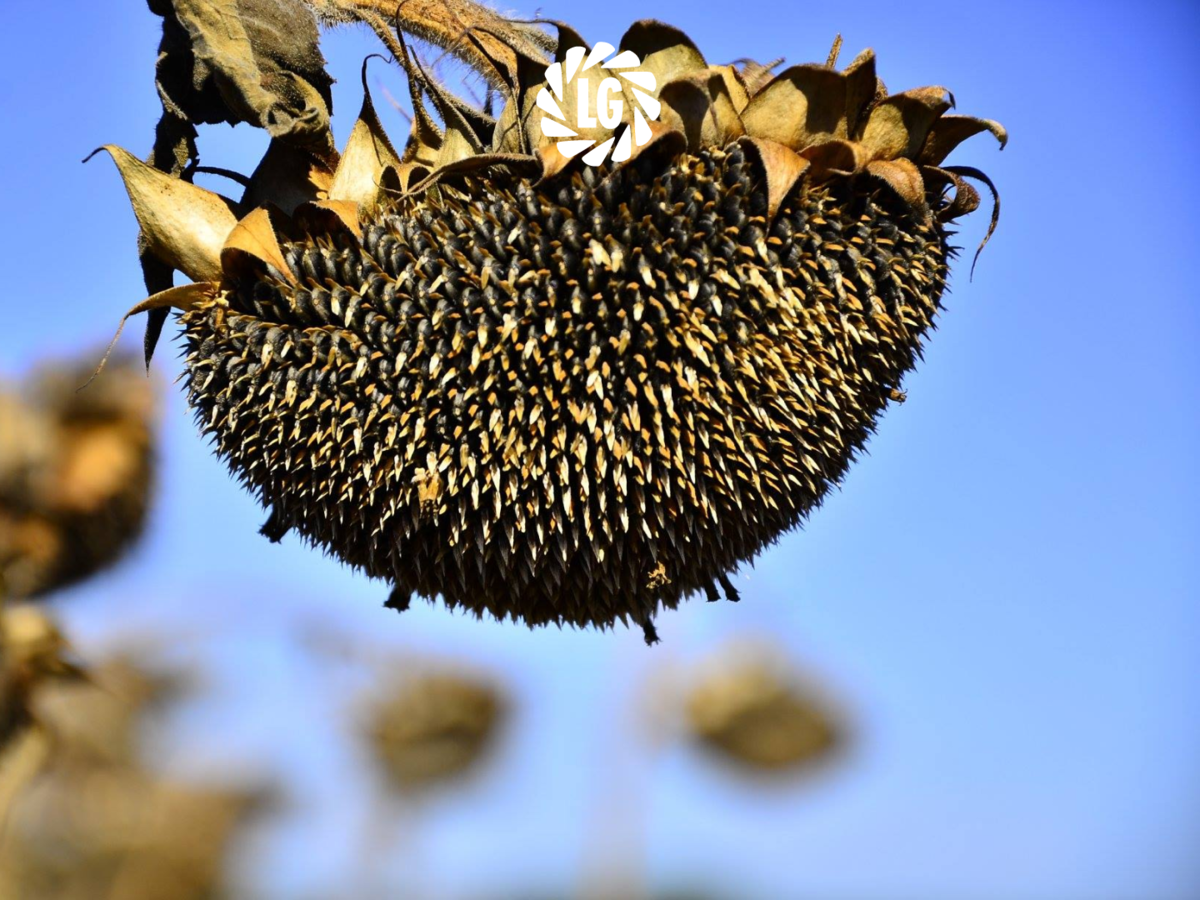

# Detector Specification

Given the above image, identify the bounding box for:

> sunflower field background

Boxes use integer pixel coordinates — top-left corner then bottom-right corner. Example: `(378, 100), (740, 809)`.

(0, 1), (1196, 898)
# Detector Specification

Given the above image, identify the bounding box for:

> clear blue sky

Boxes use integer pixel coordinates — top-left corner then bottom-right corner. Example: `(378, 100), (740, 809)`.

(2, 1), (1198, 898)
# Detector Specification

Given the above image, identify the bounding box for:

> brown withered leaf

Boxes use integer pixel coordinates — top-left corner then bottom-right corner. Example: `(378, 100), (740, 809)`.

(536, 145), (576, 182)
(328, 86), (403, 214)
(659, 72), (746, 151)
(85, 284), (217, 392)
(149, 0), (334, 150)
(734, 57), (785, 96)
(296, 199), (364, 240)
(841, 48), (878, 135)
(310, 0), (552, 91)
(942, 165), (1002, 277)
(139, 0), (334, 365)
(617, 119), (688, 170)
(524, 29), (627, 159)
(742, 64), (849, 150)
(857, 86), (954, 160)
(434, 108), (486, 169)
(923, 165), (982, 221)
(413, 153), (543, 194)
(737, 137), (811, 221)
(711, 64), (751, 114)
(920, 115), (1008, 166)
(866, 158), (928, 211)
(799, 139), (870, 176)
(221, 208), (297, 284)
(93, 146), (238, 283)
(241, 140), (336, 215)
(391, 40), (446, 187)
(619, 20), (708, 96)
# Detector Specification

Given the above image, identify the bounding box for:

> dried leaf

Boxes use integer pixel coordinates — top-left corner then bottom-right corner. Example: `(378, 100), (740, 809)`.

(296, 199), (363, 240)
(525, 32), (627, 157)
(618, 20), (708, 96)
(411, 154), (542, 194)
(841, 48), (877, 135)
(659, 72), (745, 151)
(923, 165), (982, 221)
(537, 144), (577, 182)
(865, 158), (927, 211)
(152, 0), (334, 152)
(241, 140), (336, 215)
(799, 139), (869, 176)
(395, 39), (445, 168)
(920, 115), (1008, 166)
(221, 208), (296, 284)
(742, 64), (848, 150)
(943, 165), (1001, 278)
(619, 119), (688, 168)
(314, 0), (552, 90)
(735, 57), (785, 96)
(857, 86), (953, 160)
(328, 82), (402, 213)
(91, 145), (238, 283)
(737, 137), (811, 220)
(84, 283), (219, 388)
(711, 64), (751, 114)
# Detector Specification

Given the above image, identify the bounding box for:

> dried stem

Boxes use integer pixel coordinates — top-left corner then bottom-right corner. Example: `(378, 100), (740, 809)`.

(308, 0), (552, 87)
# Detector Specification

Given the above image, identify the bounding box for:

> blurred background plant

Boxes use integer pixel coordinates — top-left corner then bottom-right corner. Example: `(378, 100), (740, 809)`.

(0, 354), (155, 600)
(0, 0), (1197, 898)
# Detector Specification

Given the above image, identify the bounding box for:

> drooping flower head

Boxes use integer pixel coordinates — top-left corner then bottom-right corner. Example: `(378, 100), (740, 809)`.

(101, 2), (1004, 638)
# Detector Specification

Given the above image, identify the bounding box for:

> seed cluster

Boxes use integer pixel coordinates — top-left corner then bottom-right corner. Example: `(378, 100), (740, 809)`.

(181, 145), (947, 629)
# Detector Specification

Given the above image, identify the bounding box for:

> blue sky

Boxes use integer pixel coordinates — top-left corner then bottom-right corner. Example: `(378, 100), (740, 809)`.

(2, 1), (1198, 898)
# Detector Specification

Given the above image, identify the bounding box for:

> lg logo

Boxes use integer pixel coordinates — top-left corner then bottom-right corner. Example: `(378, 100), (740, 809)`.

(535, 43), (661, 166)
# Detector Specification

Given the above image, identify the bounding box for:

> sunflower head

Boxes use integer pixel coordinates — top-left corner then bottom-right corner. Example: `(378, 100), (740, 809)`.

(685, 643), (846, 773)
(100, 6), (1004, 634)
(0, 354), (157, 601)
(366, 670), (505, 791)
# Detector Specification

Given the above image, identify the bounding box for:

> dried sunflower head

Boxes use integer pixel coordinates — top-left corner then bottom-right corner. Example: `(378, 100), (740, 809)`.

(101, 7), (1003, 635)
(685, 644), (846, 774)
(366, 669), (504, 792)
(0, 355), (157, 601)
